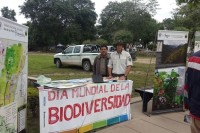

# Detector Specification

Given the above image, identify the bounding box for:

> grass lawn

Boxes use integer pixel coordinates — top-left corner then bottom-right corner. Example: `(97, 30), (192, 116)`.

(28, 52), (155, 88)
(27, 52), (155, 133)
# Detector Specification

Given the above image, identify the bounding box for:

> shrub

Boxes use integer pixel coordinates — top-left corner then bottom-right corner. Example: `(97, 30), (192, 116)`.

(27, 87), (39, 117)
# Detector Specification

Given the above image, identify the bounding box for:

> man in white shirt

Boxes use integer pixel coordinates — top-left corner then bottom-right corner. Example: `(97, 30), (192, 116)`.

(108, 42), (133, 80)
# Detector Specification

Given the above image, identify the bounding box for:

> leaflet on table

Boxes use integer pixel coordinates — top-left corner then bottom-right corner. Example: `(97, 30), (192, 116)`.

(67, 78), (92, 83)
(43, 82), (86, 89)
(38, 78), (91, 89)
(42, 78), (127, 89)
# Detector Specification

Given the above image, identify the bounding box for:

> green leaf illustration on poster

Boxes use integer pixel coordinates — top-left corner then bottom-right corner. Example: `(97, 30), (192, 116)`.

(153, 69), (183, 111)
(0, 116), (16, 133)
(0, 43), (24, 106)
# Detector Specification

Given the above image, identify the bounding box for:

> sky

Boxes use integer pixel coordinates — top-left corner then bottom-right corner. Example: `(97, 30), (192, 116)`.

(0, 0), (178, 24)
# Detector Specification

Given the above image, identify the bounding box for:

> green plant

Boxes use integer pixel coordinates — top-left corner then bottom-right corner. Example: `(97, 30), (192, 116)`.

(153, 69), (181, 110)
(27, 87), (39, 117)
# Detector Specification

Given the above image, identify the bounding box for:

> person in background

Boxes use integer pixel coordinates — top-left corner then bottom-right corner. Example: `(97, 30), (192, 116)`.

(184, 50), (200, 133)
(93, 45), (110, 77)
(107, 42), (133, 80)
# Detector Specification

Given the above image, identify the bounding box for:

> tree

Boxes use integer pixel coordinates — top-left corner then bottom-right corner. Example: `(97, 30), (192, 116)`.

(70, 0), (97, 43)
(113, 30), (133, 43)
(98, 2), (124, 43)
(176, 0), (200, 5)
(1, 7), (17, 21)
(95, 38), (108, 45)
(162, 18), (175, 30)
(147, 42), (156, 51)
(98, 0), (159, 45)
(173, 1), (200, 51)
(20, 0), (97, 50)
(174, 5), (200, 30)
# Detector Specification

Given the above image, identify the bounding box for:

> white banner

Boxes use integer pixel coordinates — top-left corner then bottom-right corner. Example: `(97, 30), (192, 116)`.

(157, 30), (188, 41)
(39, 80), (133, 133)
(0, 17), (28, 42)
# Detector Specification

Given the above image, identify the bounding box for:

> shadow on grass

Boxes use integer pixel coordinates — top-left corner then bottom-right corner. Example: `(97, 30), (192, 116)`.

(61, 65), (85, 70)
(27, 109), (39, 133)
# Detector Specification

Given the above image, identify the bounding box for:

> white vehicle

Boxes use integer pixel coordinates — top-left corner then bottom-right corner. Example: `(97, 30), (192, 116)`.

(54, 45), (100, 71)
(107, 45), (115, 52)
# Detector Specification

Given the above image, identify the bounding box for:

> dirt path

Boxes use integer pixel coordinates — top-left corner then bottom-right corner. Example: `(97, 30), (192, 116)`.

(135, 57), (156, 64)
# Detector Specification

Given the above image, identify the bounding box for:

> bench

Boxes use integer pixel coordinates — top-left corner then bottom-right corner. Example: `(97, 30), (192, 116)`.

(135, 88), (154, 113)
(28, 76), (37, 86)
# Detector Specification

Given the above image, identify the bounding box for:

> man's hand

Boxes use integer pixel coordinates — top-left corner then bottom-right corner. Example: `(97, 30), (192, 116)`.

(119, 75), (126, 80)
(107, 76), (113, 79)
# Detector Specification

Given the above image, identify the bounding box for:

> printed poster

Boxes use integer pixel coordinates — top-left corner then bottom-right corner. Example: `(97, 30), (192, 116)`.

(39, 80), (133, 133)
(152, 30), (188, 113)
(0, 17), (28, 133)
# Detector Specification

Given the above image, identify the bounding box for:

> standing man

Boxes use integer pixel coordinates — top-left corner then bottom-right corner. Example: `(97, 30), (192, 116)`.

(93, 45), (110, 77)
(184, 50), (200, 133)
(108, 42), (133, 80)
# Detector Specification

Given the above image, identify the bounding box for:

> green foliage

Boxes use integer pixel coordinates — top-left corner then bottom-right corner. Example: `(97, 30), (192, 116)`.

(162, 18), (175, 30)
(1, 6), (17, 22)
(147, 43), (157, 51)
(176, 0), (200, 5)
(171, 1), (200, 50)
(83, 40), (93, 44)
(95, 38), (108, 45)
(113, 30), (133, 43)
(27, 87), (39, 117)
(174, 27), (189, 31)
(27, 87), (39, 97)
(20, 0), (97, 48)
(99, 0), (159, 45)
(26, 87), (39, 133)
(175, 4), (200, 30)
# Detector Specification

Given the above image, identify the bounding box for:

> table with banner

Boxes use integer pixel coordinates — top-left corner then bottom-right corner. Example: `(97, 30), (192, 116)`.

(38, 78), (133, 133)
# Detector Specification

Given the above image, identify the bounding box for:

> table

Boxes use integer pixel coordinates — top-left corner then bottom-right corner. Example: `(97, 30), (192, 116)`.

(135, 88), (153, 112)
(38, 79), (133, 133)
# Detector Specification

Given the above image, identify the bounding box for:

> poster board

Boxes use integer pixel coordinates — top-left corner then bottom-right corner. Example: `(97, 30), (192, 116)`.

(152, 30), (188, 114)
(0, 17), (28, 133)
(39, 80), (133, 133)
(194, 31), (200, 53)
